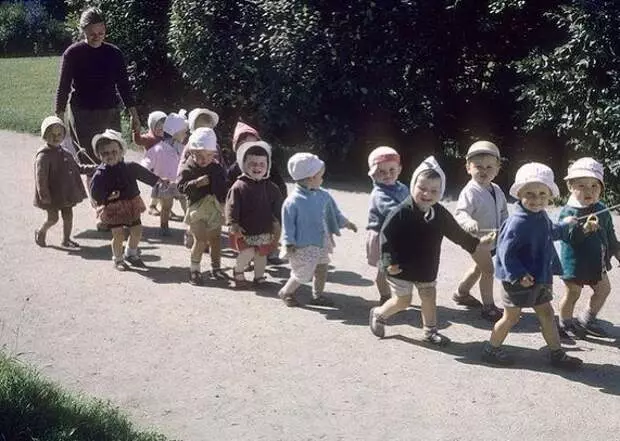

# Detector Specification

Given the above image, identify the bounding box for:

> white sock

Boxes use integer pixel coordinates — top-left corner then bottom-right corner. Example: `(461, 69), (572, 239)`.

(190, 261), (201, 272)
(125, 247), (138, 257)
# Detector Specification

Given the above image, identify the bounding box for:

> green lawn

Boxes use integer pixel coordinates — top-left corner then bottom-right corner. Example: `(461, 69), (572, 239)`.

(0, 352), (174, 441)
(0, 56), (60, 134)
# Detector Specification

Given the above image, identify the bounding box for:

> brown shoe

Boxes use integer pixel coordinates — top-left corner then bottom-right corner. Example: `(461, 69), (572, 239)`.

(453, 291), (483, 308)
(34, 229), (46, 247)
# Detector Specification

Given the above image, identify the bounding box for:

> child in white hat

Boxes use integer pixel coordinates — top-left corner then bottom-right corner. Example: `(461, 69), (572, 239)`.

(132, 110), (166, 216)
(225, 141), (284, 287)
(177, 128), (228, 285)
(141, 112), (188, 236)
(453, 141), (508, 321)
(483, 162), (582, 369)
(369, 156), (494, 345)
(557, 157), (619, 339)
(178, 107), (221, 249)
(34, 116), (92, 248)
(89, 129), (163, 270)
(365, 146), (409, 305)
(278, 152), (357, 307)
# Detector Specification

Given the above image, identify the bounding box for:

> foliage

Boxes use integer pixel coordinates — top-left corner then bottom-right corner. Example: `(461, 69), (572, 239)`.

(0, 0), (71, 56)
(0, 352), (174, 441)
(516, 0), (620, 200)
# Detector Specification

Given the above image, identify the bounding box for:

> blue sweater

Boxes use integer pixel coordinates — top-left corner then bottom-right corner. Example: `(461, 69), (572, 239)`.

(366, 181), (410, 232)
(494, 202), (567, 284)
(281, 184), (348, 248)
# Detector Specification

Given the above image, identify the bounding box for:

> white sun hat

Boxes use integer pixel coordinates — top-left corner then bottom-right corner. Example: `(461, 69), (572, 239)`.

(509, 162), (559, 199)
(288, 152), (325, 181)
(466, 140), (500, 160)
(40, 116), (66, 140)
(367, 146), (401, 177)
(91, 129), (127, 159)
(163, 113), (188, 136)
(147, 111), (167, 133)
(564, 157), (604, 187)
(188, 108), (220, 132)
(187, 127), (217, 152)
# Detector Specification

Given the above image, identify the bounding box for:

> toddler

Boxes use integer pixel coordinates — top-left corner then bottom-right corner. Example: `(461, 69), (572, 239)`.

(365, 146), (409, 305)
(89, 129), (162, 270)
(558, 157), (619, 339)
(142, 112), (188, 236)
(454, 141), (507, 321)
(34, 116), (91, 248)
(369, 156), (494, 345)
(178, 128), (228, 285)
(279, 153), (357, 307)
(225, 141), (283, 287)
(482, 162), (582, 369)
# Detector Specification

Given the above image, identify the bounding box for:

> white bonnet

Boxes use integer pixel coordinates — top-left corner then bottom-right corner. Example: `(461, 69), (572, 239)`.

(288, 152), (325, 181)
(410, 155), (446, 200)
(91, 129), (127, 159)
(187, 127), (217, 152)
(40, 116), (65, 140)
(147, 111), (167, 133)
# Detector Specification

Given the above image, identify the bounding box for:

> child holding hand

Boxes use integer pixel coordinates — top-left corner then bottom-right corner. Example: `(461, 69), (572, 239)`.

(482, 162), (582, 369)
(369, 156), (495, 345)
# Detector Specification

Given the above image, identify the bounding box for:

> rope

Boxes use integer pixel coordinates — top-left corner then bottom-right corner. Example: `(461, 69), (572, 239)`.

(574, 203), (620, 221)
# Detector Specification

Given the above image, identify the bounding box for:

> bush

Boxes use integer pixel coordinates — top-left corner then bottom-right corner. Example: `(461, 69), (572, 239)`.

(0, 1), (71, 56)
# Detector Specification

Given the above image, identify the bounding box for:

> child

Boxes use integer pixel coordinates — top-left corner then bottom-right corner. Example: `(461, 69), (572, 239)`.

(226, 121), (288, 265)
(34, 116), (90, 248)
(180, 107), (220, 249)
(132, 110), (166, 216)
(142, 113), (188, 236)
(89, 129), (163, 270)
(369, 156), (494, 345)
(482, 162), (582, 369)
(558, 157), (619, 339)
(453, 141), (507, 321)
(178, 127), (228, 285)
(278, 153), (357, 307)
(365, 146), (409, 305)
(225, 140), (283, 287)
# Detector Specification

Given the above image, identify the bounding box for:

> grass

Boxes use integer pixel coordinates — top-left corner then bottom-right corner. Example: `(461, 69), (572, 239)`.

(0, 56), (132, 140)
(0, 57), (60, 134)
(0, 352), (175, 441)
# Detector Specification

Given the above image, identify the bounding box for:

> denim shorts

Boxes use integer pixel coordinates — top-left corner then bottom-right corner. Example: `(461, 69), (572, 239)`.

(501, 282), (553, 308)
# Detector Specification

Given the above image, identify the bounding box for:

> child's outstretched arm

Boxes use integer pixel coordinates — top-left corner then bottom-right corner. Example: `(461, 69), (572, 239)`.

(128, 162), (160, 187)
(327, 193), (357, 232)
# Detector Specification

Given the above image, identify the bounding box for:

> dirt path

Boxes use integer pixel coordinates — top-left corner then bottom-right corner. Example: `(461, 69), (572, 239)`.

(1, 129), (619, 441)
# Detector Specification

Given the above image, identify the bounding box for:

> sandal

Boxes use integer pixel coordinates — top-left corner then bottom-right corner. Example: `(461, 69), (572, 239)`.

(189, 271), (203, 286)
(233, 270), (248, 288)
(309, 295), (335, 307)
(278, 290), (299, 307)
(423, 328), (451, 346)
(452, 291), (483, 308)
(61, 239), (80, 249)
(34, 229), (46, 247)
(210, 268), (228, 280)
(253, 276), (267, 286)
(113, 260), (129, 271)
(481, 305), (503, 322)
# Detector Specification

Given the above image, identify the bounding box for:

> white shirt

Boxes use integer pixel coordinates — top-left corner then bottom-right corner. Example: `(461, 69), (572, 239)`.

(454, 179), (508, 235)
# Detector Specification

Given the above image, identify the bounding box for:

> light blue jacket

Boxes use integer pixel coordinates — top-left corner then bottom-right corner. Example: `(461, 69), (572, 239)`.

(281, 184), (348, 247)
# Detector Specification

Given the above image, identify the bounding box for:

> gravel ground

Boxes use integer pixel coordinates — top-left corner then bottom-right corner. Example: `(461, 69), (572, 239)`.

(1, 129), (619, 441)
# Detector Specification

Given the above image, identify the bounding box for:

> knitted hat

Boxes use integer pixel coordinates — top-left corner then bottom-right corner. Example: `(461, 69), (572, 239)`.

(40, 116), (65, 140)
(466, 140), (500, 160)
(564, 157), (604, 187)
(147, 111), (167, 133)
(163, 113), (188, 136)
(509, 162), (559, 199)
(288, 152), (325, 181)
(188, 108), (219, 132)
(187, 127), (217, 152)
(410, 156), (446, 200)
(91, 129), (127, 159)
(237, 141), (272, 179)
(232, 121), (260, 150)
(367, 146), (400, 177)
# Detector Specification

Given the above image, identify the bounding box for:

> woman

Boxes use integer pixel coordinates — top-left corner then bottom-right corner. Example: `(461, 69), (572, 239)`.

(55, 7), (140, 165)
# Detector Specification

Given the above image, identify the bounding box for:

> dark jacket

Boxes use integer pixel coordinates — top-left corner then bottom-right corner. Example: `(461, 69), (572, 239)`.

(90, 161), (158, 206)
(34, 145), (89, 209)
(226, 161), (287, 198)
(225, 175), (283, 236)
(177, 158), (227, 205)
(380, 197), (479, 282)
